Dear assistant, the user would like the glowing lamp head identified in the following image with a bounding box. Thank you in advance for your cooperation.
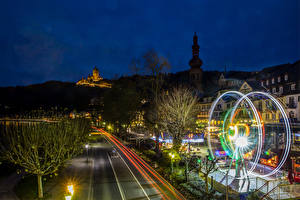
[67,184,74,195]
[235,136,248,148]
[65,196,72,200]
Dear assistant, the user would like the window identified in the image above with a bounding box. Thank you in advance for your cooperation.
[279,86,283,94]
[298,96,300,102]
[266,80,269,86]
[278,76,281,83]
[272,87,276,93]
[289,96,295,104]
[291,84,296,91]
[272,78,275,84]
[284,74,288,81]
[289,111,295,119]
[261,81,264,86]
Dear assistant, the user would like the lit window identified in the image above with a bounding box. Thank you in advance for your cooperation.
[279,86,283,94]
[289,96,295,104]
[291,84,296,91]
[272,78,274,84]
[289,111,295,119]
[261,81,264,86]
[278,76,281,83]
[266,80,269,86]
[284,74,288,81]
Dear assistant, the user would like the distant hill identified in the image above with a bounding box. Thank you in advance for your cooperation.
[0,81,107,111]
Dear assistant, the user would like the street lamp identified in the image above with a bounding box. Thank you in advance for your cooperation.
[65,183,74,200]
[85,144,89,162]
[67,184,74,196]
[169,153,175,174]
[65,196,72,200]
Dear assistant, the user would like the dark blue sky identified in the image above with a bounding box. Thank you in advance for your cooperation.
[0,0,299,86]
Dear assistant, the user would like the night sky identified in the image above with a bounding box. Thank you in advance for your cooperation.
[0,0,299,86]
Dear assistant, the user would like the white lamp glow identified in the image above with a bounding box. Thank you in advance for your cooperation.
[235,136,248,148]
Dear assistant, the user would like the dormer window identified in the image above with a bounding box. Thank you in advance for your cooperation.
[278,76,281,83]
[284,74,288,81]
[266,80,269,86]
[272,87,276,93]
[272,78,275,84]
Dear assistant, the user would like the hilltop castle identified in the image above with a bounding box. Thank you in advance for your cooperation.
[76,66,112,88]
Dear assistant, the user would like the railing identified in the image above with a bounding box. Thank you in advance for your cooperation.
[254,180,270,197]
[261,184,300,199]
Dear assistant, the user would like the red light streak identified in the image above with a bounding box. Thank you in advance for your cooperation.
[109,134,184,200]
[101,130,169,200]
[93,127,185,200]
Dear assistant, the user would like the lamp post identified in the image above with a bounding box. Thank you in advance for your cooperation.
[169,153,175,174]
[85,144,89,162]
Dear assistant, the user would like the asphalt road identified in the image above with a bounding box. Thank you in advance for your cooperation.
[89,139,160,200]
[49,134,183,200]
[96,129,185,200]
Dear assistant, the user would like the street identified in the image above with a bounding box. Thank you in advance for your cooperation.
[47,131,184,200]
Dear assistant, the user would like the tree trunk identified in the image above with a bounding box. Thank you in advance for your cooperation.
[185,160,189,182]
[37,174,43,199]
[205,175,208,193]
[155,131,160,153]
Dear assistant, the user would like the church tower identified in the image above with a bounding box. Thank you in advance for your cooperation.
[189,32,203,92]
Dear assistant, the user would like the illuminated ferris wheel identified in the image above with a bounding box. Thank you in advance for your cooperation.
[207,91,292,180]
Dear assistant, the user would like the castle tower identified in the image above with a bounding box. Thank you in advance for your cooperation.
[189,32,203,92]
[92,66,102,81]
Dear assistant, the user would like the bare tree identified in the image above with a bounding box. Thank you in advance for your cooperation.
[198,156,218,193]
[128,58,141,75]
[182,154,198,182]
[0,119,90,199]
[157,86,198,151]
[143,49,170,153]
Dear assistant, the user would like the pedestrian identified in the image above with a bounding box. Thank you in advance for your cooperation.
[288,169,294,184]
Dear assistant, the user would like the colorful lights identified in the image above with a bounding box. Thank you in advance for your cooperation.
[208,91,292,179]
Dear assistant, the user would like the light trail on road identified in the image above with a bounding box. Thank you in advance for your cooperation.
[103,131,168,200]
[92,127,186,200]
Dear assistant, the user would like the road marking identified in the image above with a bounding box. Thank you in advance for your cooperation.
[107,153,126,200]
[114,149,151,200]
[87,152,94,200]
[104,137,151,200]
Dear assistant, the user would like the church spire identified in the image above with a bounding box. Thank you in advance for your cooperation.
[189,32,203,69]
[192,32,199,58]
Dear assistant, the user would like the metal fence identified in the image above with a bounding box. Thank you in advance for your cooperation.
[262,184,300,199]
